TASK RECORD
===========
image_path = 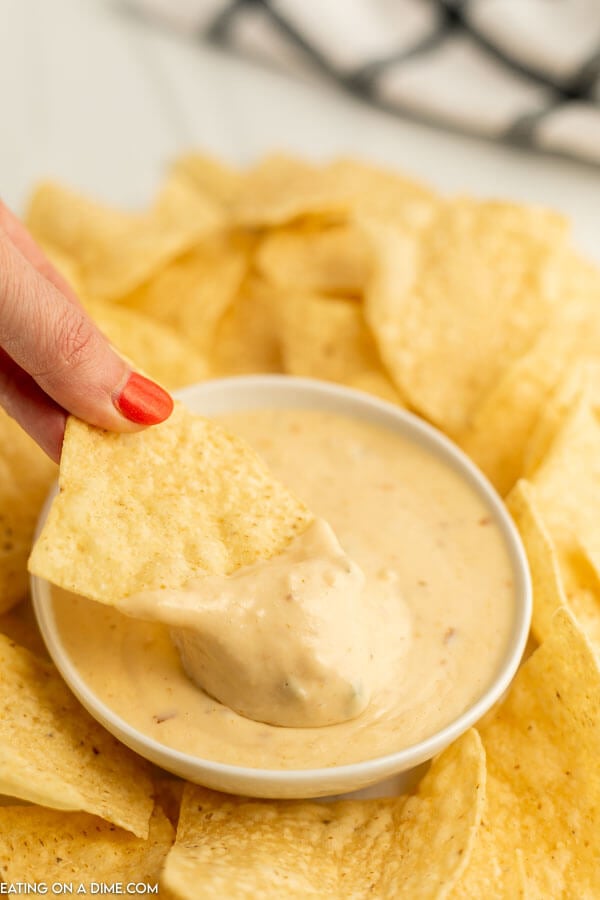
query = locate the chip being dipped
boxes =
[28,403,373,728]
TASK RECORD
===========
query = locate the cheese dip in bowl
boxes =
[31,377,531,799]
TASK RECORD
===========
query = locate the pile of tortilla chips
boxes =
[1,151,600,895]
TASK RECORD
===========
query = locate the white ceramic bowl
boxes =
[32,376,532,799]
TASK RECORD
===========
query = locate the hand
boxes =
[0,201,173,461]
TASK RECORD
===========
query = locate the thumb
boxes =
[0,230,173,431]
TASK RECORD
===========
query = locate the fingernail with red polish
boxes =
[114,372,174,425]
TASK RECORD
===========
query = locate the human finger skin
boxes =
[0,221,173,456]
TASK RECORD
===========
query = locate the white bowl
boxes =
[32,376,532,799]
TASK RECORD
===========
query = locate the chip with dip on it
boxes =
[28,404,374,729]
[44,403,516,774]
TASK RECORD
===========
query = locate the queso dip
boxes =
[52,408,515,770]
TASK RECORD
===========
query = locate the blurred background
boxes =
[3,0,600,259]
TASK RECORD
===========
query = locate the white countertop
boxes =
[2,0,599,260]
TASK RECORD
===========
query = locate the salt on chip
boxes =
[0,805,173,885]
[161,729,484,899]
[453,609,600,896]
[29,402,313,604]
[212,277,284,375]
[120,232,249,358]
[26,177,222,301]
[0,634,154,837]
[278,292,403,404]
[0,409,56,613]
[83,297,210,390]
[256,223,372,298]
[363,202,569,436]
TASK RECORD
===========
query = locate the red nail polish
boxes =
[114,372,174,425]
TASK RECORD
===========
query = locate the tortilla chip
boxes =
[0,597,49,659]
[523,359,600,479]
[0,409,56,613]
[29,403,313,604]
[507,481,570,645]
[212,277,284,375]
[278,293,403,404]
[83,297,210,390]
[517,390,600,649]
[525,391,600,577]
[232,155,436,230]
[153,776,185,830]
[447,822,529,899]
[0,634,153,836]
[454,609,600,896]
[162,729,484,899]
[0,805,173,884]
[458,309,587,496]
[506,479,600,650]
[231,154,347,228]
[256,223,371,298]
[121,233,249,358]
[171,152,242,207]
[460,249,600,493]
[363,202,569,436]
[328,157,436,228]
[26,177,222,300]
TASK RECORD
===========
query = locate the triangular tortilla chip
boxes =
[458,308,587,495]
[521,391,600,648]
[171,152,243,208]
[256,223,371,298]
[452,609,600,896]
[161,729,485,899]
[278,292,403,404]
[0,805,173,884]
[0,597,49,659]
[29,403,313,603]
[26,177,222,300]
[212,277,284,376]
[363,202,569,435]
[83,297,210,390]
[121,233,248,358]
[0,410,56,612]
[0,635,153,837]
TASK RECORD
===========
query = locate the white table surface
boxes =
[2,0,599,262]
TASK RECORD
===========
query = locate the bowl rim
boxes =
[31,375,532,790]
